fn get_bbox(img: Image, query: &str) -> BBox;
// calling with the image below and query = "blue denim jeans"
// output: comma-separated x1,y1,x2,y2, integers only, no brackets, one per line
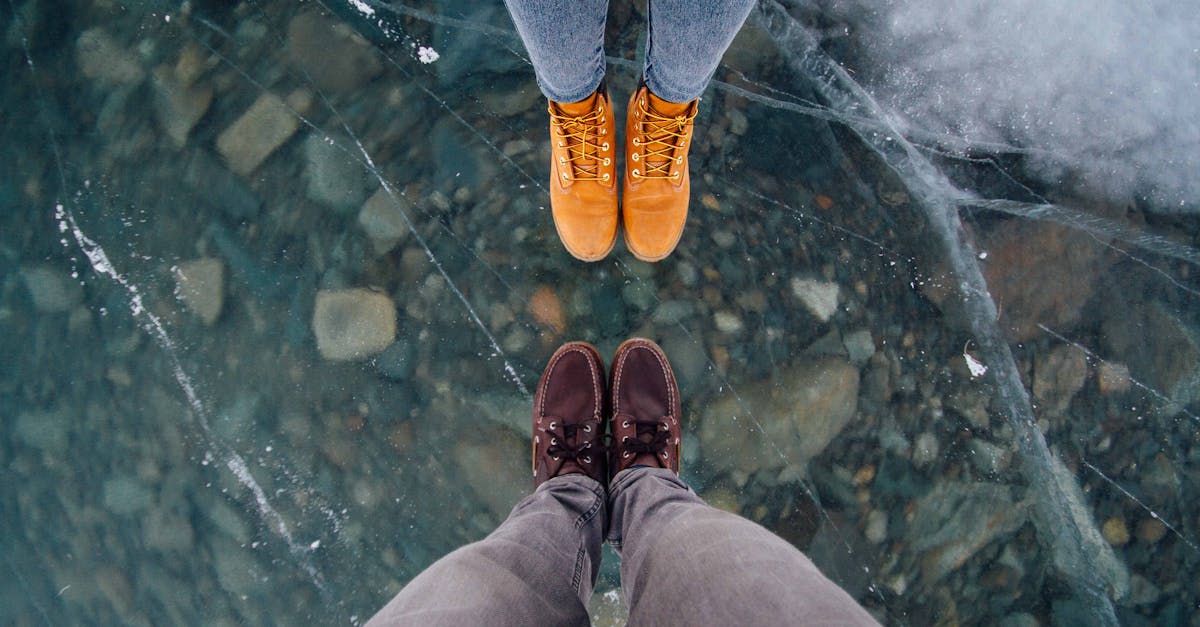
503,0,757,103
366,469,879,626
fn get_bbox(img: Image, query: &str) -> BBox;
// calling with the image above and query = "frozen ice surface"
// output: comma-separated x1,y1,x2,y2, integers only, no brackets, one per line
1,0,1197,625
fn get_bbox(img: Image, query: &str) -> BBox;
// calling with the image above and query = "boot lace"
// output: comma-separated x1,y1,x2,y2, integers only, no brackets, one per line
615,413,675,462
539,416,601,467
548,102,611,183
630,99,696,180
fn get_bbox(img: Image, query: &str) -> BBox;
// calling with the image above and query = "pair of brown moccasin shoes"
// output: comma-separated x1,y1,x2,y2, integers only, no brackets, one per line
532,338,682,487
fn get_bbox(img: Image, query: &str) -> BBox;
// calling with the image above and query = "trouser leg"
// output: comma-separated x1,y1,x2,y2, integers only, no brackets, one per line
607,468,880,627
367,475,606,627
503,0,609,102
643,0,757,102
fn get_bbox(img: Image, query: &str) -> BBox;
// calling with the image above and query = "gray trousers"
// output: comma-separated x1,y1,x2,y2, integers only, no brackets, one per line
367,468,879,626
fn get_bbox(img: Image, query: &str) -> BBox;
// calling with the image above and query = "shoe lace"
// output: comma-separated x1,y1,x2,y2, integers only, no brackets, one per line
548,103,611,183
615,413,675,462
540,416,601,466
631,100,696,180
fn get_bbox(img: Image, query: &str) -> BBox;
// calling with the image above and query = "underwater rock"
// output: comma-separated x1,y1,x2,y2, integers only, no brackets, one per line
216,90,310,176
21,265,83,313
151,65,212,148
76,28,144,87
452,424,529,519
303,133,369,211
173,257,224,326
1033,344,1089,416
286,10,382,93
313,288,396,361
910,482,1028,582
212,538,266,594
102,476,155,516
15,407,70,453
980,220,1109,342
790,277,840,322
1102,301,1200,416
842,329,875,365
358,188,409,255
699,356,859,477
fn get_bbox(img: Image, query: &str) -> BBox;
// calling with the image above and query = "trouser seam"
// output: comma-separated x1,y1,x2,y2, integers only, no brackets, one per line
573,478,605,530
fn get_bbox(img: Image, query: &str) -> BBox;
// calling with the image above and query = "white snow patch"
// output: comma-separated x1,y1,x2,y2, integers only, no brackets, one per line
418,46,440,64
348,0,375,16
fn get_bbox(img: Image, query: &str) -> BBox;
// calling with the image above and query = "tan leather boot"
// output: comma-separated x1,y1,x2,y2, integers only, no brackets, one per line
548,87,618,262
622,84,698,262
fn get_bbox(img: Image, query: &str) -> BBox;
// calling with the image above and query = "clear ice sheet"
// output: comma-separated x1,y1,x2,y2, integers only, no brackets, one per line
1,0,1198,624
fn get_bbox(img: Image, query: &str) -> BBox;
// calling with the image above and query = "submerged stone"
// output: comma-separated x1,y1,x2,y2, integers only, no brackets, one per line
313,288,396,361
217,90,310,176
21,265,83,313
699,356,859,477
174,257,224,325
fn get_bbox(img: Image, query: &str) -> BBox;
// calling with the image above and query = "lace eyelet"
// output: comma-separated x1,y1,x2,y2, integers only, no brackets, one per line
602,173,610,181
552,455,560,461
559,157,566,164
632,138,640,146
601,128,608,135
622,436,630,443
558,141,565,147
623,452,631,459
670,172,680,179
631,153,639,162
551,437,557,445
661,451,668,459
549,421,556,429
632,169,640,178
582,456,591,463
676,156,683,164
622,420,629,428
583,424,591,432
602,157,611,166
561,172,570,180
602,142,609,151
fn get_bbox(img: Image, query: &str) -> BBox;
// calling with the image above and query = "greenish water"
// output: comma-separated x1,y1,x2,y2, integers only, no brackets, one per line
2,1,1197,625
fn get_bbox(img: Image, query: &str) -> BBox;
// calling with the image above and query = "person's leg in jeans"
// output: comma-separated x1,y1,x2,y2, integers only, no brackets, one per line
608,470,880,626
367,476,605,626
503,0,618,261
605,339,879,626
367,343,611,626
622,0,757,261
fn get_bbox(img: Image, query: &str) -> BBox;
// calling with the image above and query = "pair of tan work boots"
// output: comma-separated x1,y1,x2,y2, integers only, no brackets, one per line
547,83,698,262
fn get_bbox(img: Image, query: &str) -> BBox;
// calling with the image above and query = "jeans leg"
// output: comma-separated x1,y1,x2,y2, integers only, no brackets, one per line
607,468,879,627
642,0,756,102
367,475,606,627
503,0,609,102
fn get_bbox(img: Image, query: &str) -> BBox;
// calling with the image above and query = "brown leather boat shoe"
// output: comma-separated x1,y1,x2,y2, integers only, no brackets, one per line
533,342,608,486
608,338,682,476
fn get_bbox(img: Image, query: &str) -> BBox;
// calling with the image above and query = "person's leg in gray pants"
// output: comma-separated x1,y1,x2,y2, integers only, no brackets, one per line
367,470,878,626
